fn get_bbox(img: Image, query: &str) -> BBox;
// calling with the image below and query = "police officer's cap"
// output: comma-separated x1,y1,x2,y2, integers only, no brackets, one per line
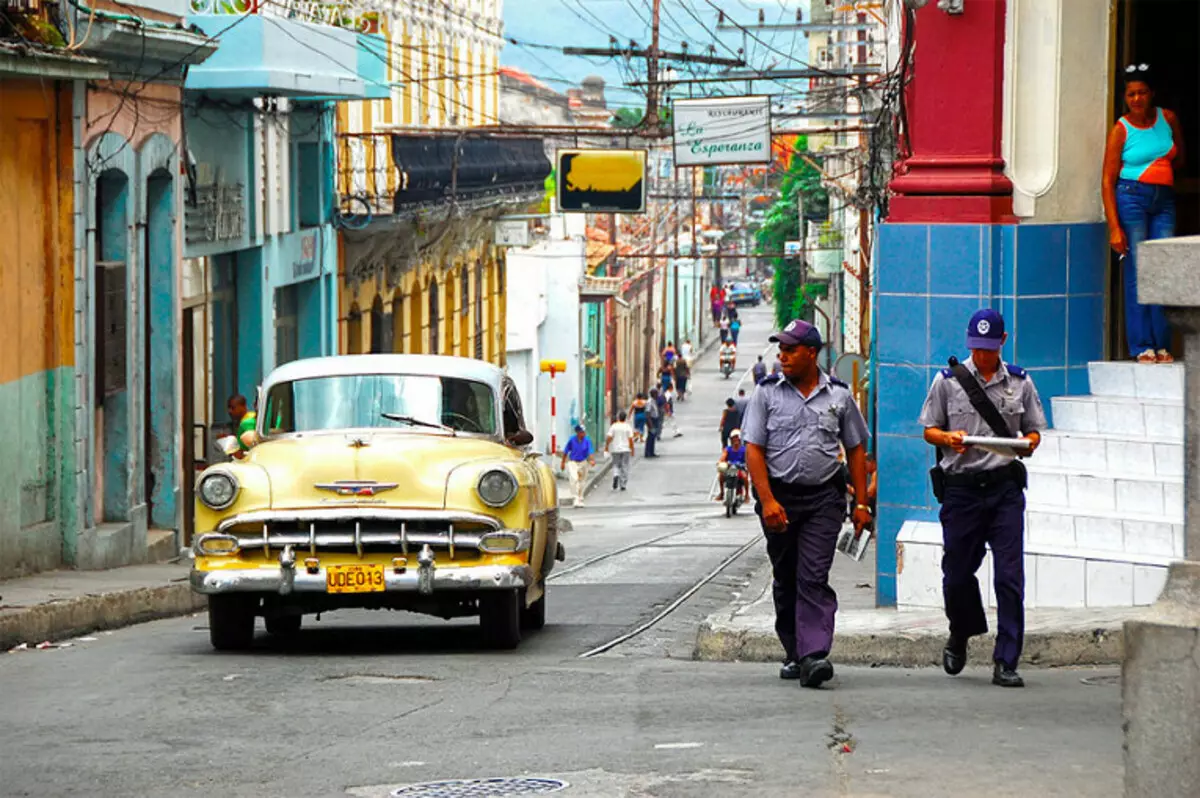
770,318,823,348
966,309,1005,351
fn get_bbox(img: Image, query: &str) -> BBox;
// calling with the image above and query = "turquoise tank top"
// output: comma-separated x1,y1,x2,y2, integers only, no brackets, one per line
1119,109,1175,185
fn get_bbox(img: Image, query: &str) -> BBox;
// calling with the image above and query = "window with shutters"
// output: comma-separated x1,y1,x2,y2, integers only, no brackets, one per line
428,277,440,354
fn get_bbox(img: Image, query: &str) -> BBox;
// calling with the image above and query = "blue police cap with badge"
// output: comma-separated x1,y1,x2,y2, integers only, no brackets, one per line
966,309,1005,351
770,318,823,348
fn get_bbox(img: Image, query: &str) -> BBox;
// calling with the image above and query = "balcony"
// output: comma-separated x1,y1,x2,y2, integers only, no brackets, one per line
186,0,387,99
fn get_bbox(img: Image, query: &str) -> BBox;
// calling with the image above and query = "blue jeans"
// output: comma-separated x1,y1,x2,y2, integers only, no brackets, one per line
1116,179,1175,355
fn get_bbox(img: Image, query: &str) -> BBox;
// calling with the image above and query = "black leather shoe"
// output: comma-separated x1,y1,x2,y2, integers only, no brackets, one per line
943,636,967,676
993,663,1024,688
779,660,803,680
798,656,834,688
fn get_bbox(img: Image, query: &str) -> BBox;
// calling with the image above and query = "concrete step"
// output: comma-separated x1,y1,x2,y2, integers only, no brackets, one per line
1087,360,1183,400
1025,466,1182,520
898,520,1170,609
146,529,178,564
1035,430,1182,478
1025,504,1183,560
1050,395,1182,439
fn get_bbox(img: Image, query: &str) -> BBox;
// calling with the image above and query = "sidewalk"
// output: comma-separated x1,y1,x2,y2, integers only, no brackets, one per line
695,551,1138,667
0,563,204,650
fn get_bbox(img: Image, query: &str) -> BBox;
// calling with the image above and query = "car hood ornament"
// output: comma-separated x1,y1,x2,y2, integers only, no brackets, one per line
315,480,399,497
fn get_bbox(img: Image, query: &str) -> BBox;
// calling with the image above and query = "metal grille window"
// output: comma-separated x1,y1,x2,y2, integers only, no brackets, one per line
473,261,484,359
370,295,386,353
275,285,299,366
392,294,405,352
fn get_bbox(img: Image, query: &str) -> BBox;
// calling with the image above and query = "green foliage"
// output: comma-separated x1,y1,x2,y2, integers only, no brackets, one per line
610,106,673,130
753,136,830,327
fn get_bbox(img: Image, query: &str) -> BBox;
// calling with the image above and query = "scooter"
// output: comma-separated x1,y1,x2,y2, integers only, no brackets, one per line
720,358,734,379
718,462,746,517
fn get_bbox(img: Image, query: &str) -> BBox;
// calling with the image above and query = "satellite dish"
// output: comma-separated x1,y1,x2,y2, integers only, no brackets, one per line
834,353,868,386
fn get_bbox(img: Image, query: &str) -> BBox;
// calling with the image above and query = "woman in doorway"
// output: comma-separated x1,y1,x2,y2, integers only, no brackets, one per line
1102,63,1186,364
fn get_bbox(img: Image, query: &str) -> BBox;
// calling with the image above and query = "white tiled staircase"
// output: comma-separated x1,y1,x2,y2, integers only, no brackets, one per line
898,362,1182,609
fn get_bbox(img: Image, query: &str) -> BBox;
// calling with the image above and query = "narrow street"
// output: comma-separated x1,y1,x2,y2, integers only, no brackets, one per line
0,307,1123,797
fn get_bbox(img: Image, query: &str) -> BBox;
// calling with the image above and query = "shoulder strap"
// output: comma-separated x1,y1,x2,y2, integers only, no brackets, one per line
948,357,1014,438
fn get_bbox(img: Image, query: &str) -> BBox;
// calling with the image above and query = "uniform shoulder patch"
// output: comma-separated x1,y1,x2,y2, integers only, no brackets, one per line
828,375,849,389
1005,364,1026,378
760,373,784,385
939,367,954,379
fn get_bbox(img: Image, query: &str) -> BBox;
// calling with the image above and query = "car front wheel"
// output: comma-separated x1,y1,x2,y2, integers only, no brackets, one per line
208,595,257,651
479,589,522,649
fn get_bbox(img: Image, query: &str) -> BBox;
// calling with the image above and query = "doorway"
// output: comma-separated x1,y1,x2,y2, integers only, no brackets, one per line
1109,0,1199,357
143,172,176,531
95,169,131,523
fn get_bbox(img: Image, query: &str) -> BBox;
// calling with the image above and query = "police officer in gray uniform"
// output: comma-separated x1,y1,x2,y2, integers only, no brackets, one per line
919,309,1047,688
742,319,871,688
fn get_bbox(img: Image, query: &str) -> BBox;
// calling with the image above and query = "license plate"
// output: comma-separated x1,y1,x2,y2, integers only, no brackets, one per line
325,564,386,594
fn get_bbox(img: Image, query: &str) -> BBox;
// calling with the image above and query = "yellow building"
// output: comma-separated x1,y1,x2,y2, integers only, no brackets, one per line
335,0,545,365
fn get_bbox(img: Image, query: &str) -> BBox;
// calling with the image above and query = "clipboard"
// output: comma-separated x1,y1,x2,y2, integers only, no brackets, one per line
961,435,1032,458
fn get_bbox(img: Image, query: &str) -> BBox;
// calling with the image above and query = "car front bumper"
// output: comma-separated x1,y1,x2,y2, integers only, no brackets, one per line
191,562,534,596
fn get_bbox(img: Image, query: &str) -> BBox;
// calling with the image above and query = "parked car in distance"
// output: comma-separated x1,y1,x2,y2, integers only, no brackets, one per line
727,281,763,307
190,354,562,651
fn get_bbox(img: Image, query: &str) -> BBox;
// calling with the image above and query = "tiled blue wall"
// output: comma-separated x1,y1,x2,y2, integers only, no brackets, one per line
873,221,1106,605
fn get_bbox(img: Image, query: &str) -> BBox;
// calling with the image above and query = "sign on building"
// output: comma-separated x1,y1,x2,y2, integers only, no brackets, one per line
673,96,772,167
557,149,646,214
784,241,802,257
494,219,531,247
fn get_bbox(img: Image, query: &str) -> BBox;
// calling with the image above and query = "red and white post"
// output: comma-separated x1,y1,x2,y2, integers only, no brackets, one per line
540,360,568,455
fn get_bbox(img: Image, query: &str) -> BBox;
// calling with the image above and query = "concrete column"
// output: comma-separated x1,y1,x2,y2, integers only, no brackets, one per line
1125,235,1200,796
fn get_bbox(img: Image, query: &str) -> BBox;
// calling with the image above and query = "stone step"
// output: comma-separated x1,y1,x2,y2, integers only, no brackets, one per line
1026,466,1182,519
1050,395,1182,439
898,520,1170,609
146,529,178,564
1087,360,1183,400
1026,504,1183,560
1035,430,1182,478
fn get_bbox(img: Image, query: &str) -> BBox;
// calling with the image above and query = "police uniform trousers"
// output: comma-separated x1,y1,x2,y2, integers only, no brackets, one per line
940,468,1026,669
756,476,846,662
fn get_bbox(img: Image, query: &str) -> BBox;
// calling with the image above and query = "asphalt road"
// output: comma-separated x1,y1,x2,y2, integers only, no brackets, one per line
0,305,1124,797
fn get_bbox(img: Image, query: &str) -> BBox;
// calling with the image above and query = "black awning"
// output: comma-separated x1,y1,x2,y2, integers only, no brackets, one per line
392,135,550,206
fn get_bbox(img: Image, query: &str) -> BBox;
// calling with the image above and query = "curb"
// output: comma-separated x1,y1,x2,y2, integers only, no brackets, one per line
694,619,1125,668
1,584,206,650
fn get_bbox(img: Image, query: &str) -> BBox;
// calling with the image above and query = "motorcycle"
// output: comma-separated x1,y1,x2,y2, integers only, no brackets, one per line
718,462,746,517
720,358,734,379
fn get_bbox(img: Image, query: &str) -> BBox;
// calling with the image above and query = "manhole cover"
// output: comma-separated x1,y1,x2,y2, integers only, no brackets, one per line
1080,675,1121,687
391,778,568,797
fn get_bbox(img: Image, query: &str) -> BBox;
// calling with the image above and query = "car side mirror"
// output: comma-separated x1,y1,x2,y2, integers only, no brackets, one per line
506,429,534,447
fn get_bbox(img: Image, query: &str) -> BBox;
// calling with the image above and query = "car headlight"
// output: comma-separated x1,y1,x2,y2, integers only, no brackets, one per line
476,468,518,507
198,472,239,510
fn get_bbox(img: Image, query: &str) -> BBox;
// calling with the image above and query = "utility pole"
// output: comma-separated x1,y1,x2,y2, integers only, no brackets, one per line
646,0,662,130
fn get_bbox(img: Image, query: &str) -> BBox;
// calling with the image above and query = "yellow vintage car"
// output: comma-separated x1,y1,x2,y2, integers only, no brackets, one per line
190,355,562,651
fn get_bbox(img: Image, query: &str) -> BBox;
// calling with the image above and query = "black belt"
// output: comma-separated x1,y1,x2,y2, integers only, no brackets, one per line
767,472,846,499
943,461,1026,490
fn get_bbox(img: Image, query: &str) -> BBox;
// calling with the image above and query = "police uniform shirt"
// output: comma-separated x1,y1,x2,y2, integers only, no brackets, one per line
917,359,1048,475
741,372,869,486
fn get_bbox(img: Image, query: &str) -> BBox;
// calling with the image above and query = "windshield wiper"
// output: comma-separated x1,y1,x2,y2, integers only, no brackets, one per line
381,413,457,435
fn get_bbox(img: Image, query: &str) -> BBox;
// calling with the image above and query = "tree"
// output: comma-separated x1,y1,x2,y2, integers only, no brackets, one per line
610,106,673,130
754,136,830,327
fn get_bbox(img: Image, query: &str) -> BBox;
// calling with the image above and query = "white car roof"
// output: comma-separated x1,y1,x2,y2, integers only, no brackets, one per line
264,355,505,393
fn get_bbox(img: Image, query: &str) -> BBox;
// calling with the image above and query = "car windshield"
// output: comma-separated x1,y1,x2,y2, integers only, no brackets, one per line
263,374,497,435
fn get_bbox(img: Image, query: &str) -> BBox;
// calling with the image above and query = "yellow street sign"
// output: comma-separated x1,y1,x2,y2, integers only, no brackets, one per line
539,360,568,373
557,149,647,214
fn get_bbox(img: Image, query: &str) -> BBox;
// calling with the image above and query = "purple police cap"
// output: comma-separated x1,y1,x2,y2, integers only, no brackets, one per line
966,309,1005,351
770,318,823,348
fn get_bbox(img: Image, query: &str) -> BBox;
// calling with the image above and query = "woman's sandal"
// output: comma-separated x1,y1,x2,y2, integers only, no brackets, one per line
1156,350,1175,364
1137,349,1157,364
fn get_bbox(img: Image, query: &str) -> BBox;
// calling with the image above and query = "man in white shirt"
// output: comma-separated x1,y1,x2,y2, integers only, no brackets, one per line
605,411,635,490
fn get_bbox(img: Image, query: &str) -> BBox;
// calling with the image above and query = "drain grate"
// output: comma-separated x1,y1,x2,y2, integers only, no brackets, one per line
391,778,568,797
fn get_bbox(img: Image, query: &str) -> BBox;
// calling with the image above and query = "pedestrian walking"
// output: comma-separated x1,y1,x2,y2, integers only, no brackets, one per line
734,388,749,419
645,388,662,457
605,412,635,491
919,309,1046,688
674,357,691,400
752,355,768,385
719,314,731,343
680,338,695,364
730,316,742,345
719,397,741,449
630,393,649,443
662,341,678,368
742,319,871,688
560,425,596,508
710,285,723,326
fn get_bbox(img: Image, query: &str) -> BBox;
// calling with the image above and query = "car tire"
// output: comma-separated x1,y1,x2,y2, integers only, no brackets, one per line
265,614,302,637
521,588,547,631
208,595,257,651
480,589,522,649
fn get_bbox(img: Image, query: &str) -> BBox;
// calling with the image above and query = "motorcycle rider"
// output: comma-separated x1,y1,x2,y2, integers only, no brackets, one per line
717,429,750,504
719,340,737,375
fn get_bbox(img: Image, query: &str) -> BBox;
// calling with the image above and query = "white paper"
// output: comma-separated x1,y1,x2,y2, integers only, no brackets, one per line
961,435,1032,458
